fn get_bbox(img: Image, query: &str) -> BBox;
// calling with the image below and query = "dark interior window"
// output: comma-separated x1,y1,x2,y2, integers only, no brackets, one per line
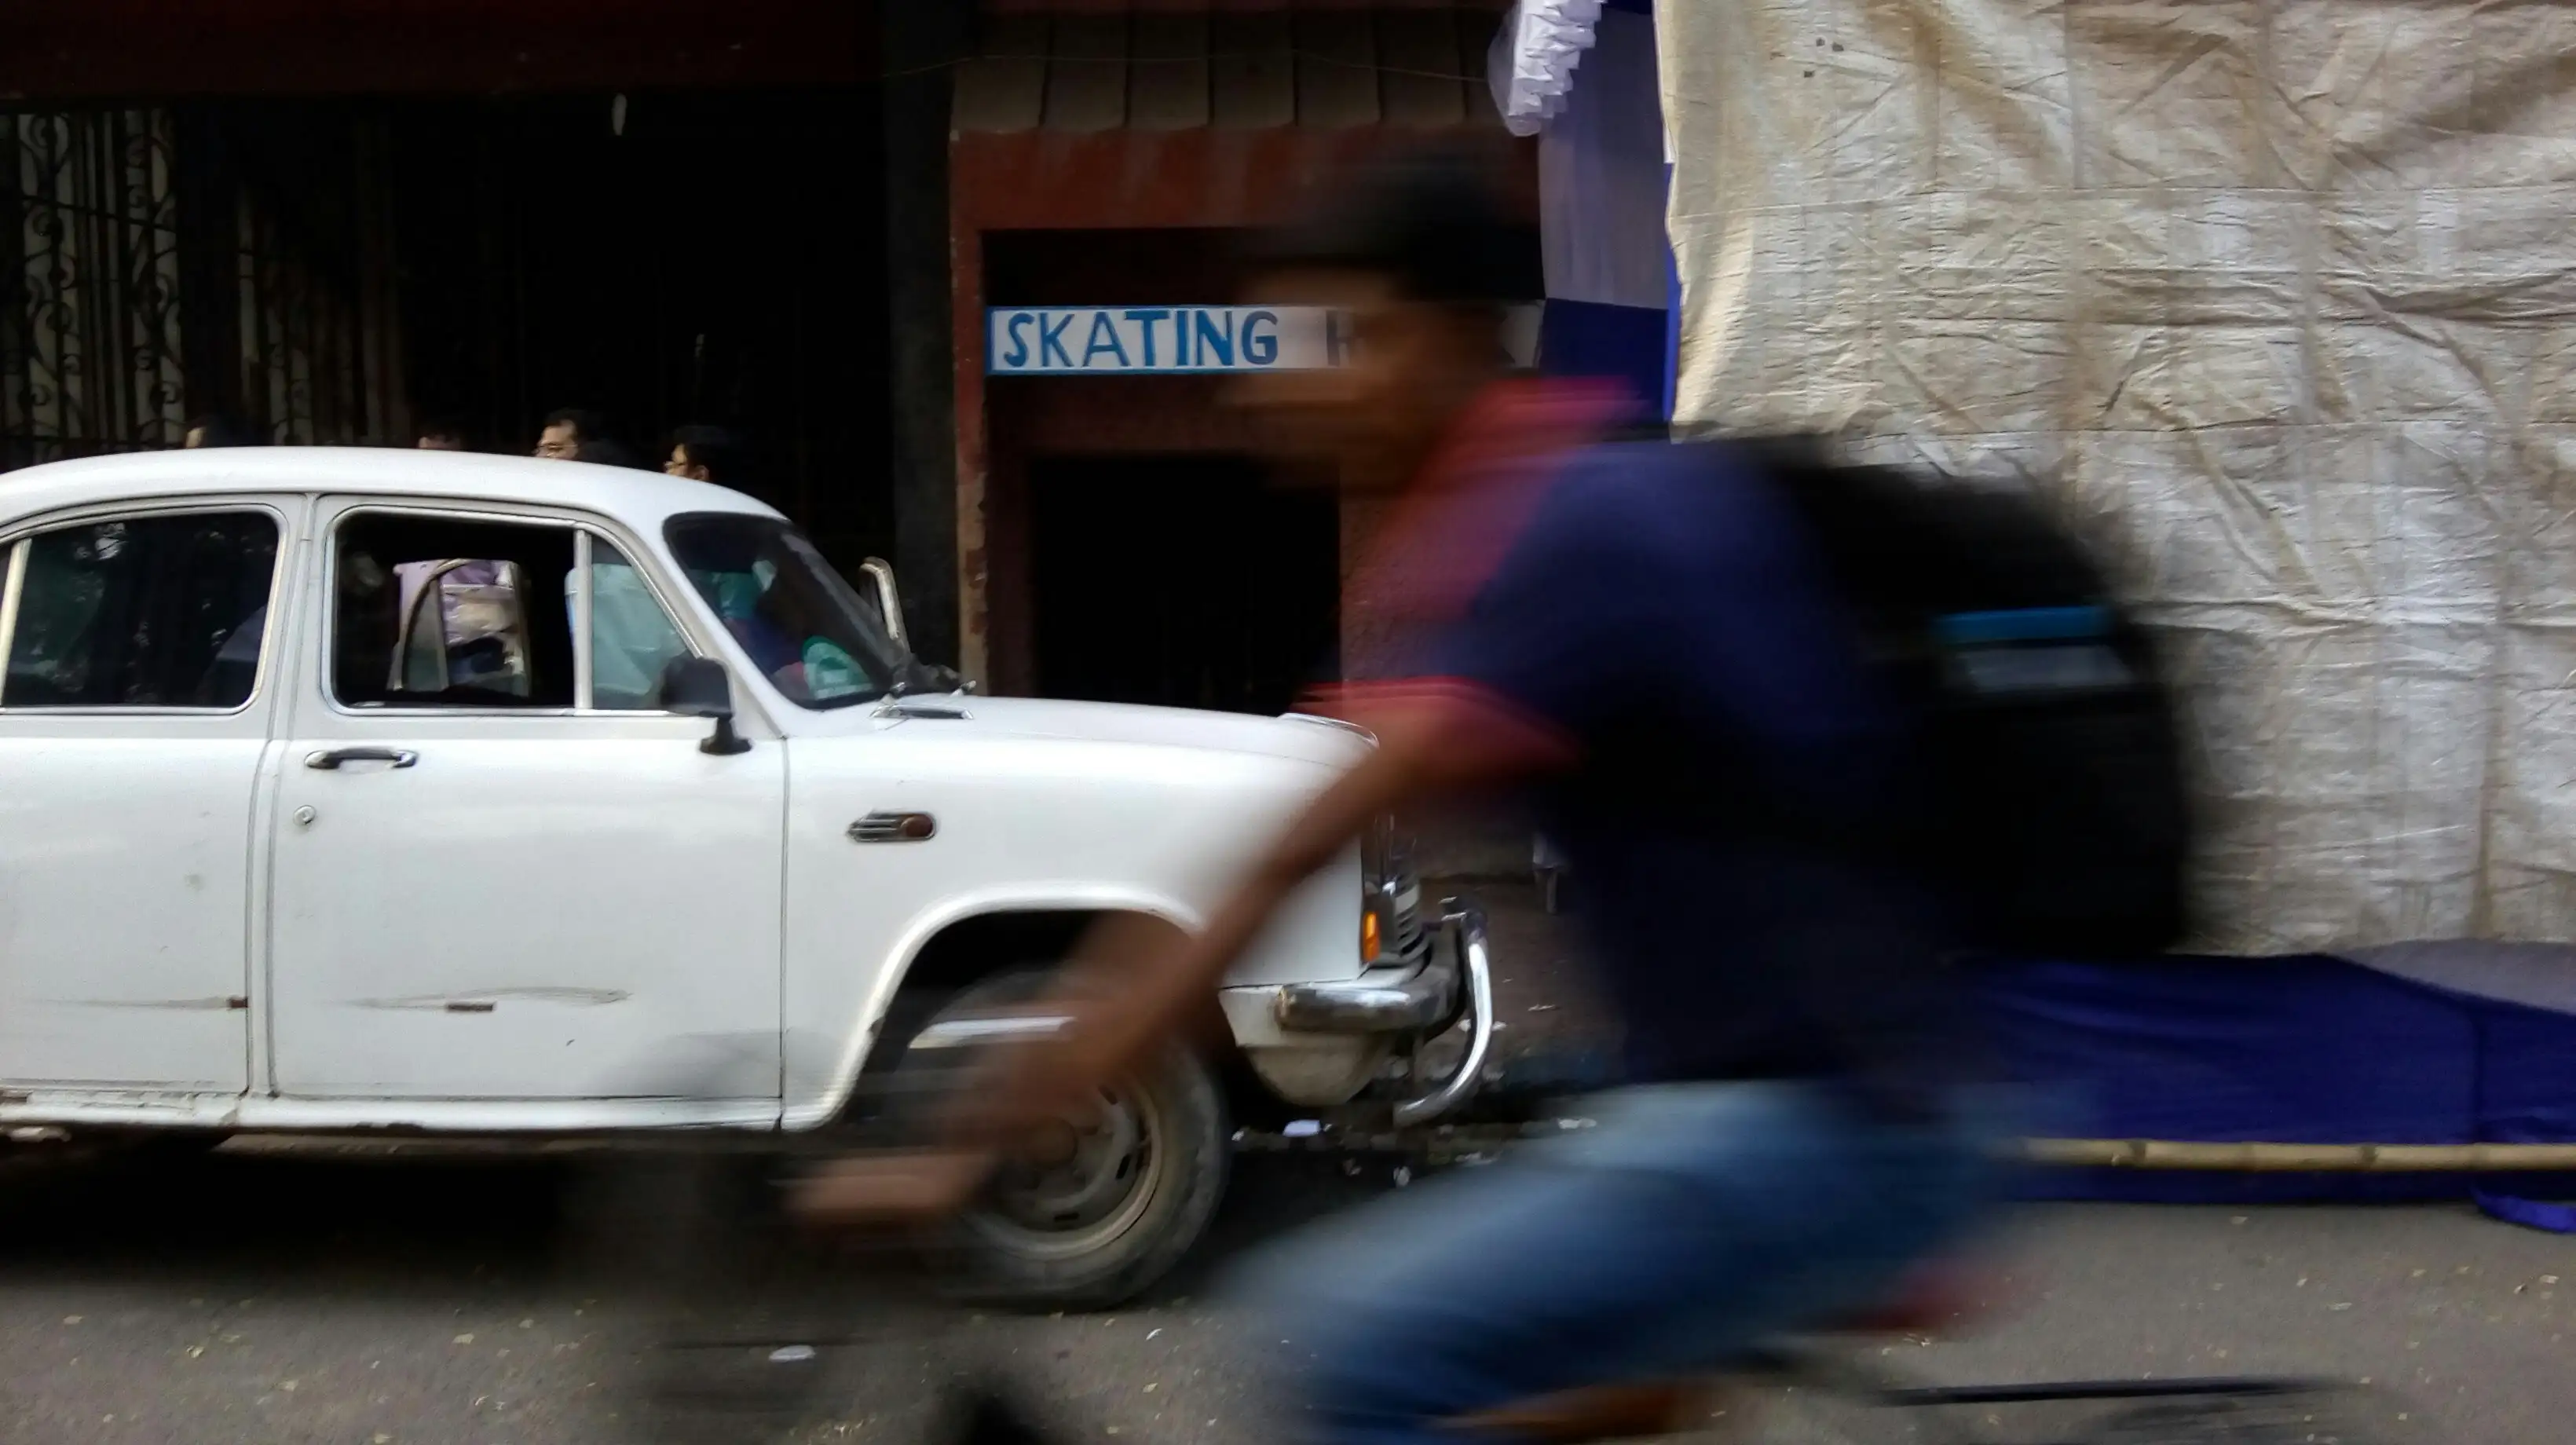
332,514,576,709
2,511,278,709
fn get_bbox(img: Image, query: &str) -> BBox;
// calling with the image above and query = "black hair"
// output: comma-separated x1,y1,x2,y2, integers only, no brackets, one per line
542,408,614,444
1251,141,1528,305
185,413,263,448
416,418,472,447
668,424,750,485
573,436,646,469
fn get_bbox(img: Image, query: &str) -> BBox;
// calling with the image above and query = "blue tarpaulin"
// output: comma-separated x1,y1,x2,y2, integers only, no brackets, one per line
1980,957,2576,1221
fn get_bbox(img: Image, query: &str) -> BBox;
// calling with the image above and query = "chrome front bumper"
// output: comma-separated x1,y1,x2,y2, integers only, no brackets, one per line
1272,904,1495,1127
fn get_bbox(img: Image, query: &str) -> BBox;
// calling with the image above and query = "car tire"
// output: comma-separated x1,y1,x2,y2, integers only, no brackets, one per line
888,971,1230,1312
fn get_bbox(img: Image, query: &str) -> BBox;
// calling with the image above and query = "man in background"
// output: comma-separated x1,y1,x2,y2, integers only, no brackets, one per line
183,414,262,448
416,421,471,451
573,437,646,469
532,408,636,465
663,425,750,490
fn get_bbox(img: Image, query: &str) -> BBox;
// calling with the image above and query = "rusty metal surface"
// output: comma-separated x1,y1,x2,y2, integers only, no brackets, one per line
953,4,1502,135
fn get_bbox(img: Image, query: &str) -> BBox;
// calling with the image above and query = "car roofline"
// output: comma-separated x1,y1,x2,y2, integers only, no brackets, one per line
0,448,785,532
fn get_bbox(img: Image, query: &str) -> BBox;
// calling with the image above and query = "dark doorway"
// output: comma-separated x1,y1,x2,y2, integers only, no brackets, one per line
1030,455,1338,717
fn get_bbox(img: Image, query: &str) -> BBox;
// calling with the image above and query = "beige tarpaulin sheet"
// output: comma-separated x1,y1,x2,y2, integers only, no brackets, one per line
1656,0,2576,953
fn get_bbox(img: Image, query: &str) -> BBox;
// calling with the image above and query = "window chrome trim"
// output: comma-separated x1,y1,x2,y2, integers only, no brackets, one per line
0,540,26,705
0,501,291,719
571,530,597,710
331,704,584,720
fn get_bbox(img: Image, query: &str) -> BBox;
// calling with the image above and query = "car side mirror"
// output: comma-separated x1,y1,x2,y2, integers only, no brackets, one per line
662,656,751,756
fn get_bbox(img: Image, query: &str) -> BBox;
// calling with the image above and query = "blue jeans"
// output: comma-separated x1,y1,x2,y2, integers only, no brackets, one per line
1237,1082,2008,1445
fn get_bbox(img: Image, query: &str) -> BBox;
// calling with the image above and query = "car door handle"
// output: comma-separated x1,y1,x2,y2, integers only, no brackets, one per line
304,747,419,771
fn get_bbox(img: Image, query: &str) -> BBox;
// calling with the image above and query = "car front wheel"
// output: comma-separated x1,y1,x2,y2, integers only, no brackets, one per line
898,972,1230,1311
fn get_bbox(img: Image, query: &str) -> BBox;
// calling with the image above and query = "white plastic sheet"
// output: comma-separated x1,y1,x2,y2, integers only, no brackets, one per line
1657,0,2576,953
1488,0,1608,137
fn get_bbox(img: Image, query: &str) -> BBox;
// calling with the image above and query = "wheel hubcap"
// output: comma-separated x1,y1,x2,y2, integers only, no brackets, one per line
972,1081,1165,1260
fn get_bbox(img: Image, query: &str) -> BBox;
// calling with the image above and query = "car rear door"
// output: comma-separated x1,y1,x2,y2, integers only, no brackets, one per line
0,497,301,1095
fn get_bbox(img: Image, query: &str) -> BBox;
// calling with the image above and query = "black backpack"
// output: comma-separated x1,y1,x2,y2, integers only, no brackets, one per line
1733,435,2194,957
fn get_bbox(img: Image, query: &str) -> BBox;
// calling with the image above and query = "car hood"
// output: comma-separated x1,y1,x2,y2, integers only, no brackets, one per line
882,695,1371,769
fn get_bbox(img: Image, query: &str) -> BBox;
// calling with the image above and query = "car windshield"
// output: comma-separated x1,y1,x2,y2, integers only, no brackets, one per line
664,513,909,710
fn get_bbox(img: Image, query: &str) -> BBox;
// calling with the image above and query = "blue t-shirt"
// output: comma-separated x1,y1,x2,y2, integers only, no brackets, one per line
1436,440,1985,1113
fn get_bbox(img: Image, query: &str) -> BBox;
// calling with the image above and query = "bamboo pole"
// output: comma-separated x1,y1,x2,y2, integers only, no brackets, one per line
2022,1138,2576,1172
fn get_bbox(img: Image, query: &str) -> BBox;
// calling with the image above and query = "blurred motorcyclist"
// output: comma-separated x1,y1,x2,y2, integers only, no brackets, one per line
803,146,2005,1444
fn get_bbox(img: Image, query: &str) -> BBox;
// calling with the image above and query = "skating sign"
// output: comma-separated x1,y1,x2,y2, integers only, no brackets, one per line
986,305,1348,375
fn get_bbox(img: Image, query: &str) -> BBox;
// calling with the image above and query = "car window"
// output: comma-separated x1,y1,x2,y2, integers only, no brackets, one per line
664,513,902,709
334,513,575,709
586,539,693,711
0,510,279,709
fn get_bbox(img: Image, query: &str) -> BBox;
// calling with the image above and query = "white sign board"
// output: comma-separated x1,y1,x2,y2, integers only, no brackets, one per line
986,304,1545,376
987,306,1347,375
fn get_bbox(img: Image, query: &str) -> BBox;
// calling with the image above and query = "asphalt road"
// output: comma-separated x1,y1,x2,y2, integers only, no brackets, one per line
2,892,2568,1443
1,1142,2567,1445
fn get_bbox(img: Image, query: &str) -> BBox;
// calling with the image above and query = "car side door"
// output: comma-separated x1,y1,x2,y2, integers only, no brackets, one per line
264,499,786,1107
0,497,301,1095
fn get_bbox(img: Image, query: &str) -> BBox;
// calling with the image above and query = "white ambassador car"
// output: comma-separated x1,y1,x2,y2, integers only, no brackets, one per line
0,448,1491,1305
